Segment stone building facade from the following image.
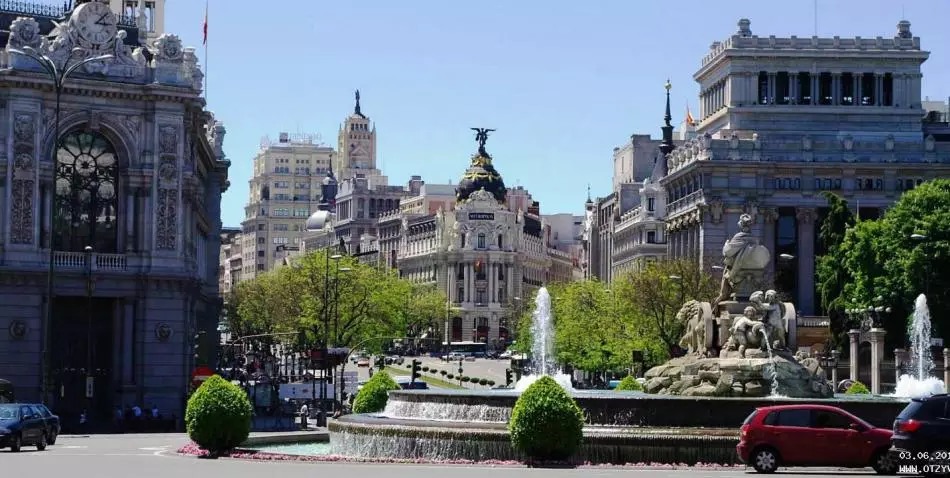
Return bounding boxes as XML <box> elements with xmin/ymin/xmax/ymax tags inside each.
<box><xmin>380</xmin><ymin>140</ymin><xmax>574</xmax><ymax>346</ymax></box>
<box><xmin>661</xmin><ymin>18</ymin><xmax>950</xmax><ymax>315</ymax></box>
<box><xmin>0</xmin><ymin>2</ymin><xmax>228</xmax><ymax>423</ymax></box>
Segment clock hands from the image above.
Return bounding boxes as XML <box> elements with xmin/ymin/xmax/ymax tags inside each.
<box><xmin>95</xmin><ymin>12</ymin><xmax>112</xmax><ymax>26</ymax></box>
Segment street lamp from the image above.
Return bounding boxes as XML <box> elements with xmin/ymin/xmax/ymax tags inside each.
<box><xmin>818</xmin><ymin>345</ymin><xmax>840</xmax><ymax>385</ymax></box>
<box><xmin>9</xmin><ymin>46</ymin><xmax>114</xmax><ymax>405</ymax></box>
<box><xmin>305</xmin><ymin>209</ymin><xmax>337</xmax><ymax>424</ymax></box>
<box><xmin>83</xmin><ymin>246</ymin><xmax>94</xmax><ymax>408</ymax></box>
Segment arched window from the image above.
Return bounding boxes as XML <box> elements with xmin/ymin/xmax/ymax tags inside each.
<box><xmin>54</xmin><ymin>130</ymin><xmax>119</xmax><ymax>253</ymax></box>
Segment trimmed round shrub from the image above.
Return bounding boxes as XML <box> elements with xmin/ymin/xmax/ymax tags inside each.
<box><xmin>440</xmin><ymin>370</ymin><xmax>447</xmax><ymax>376</ymax></box>
<box><xmin>478</xmin><ymin>378</ymin><xmax>488</xmax><ymax>386</ymax></box>
<box><xmin>446</xmin><ymin>373</ymin><xmax>455</xmax><ymax>380</ymax></box>
<box><xmin>352</xmin><ymin>371</ymin><xmax>400</xmax><ymax>413</ymax></box>
<box><xmin>615</xmin><ymin>375</ymin><xmax>643</xmax><ymax>392</ymax></box>
<box><xmin>429</xmin><ymin>369</ymin><xmax>438</xmax><ymax>374</ymax></box>
<box><xmin>422</xmin><ymin>366</ymin><xmax>430</xmax><ymax>372</ymax></box>
<box><xmin>405</xmin><ymin>364</ymin><xmax>412</xmax><ymax>369</ymax></box>
<box><xmin>845</xmin><ymin>380</ymin><xmax>870</xmax><ymax>395</ymax></box>
<box><xmin>487</xmin><ymin>380</ymin><xmax>496</xmax><ymax>387</ymax></box>
<box><xmin>461</xmin><ymin>376</ymin><xmax>471</xmax><ymax>383</ymax></box>
<box><xmin>509</xmin><ymin>375</ymin><xmax>584</xmax><ymax>461</ymax></box>
<box><xmin>185</xmin><ymin>375</ymin><xmax>253</xmax><ymax>454</ymax></box>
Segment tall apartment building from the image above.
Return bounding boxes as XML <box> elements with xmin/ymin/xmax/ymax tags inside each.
<box><xmin>219</xmin><ymin>227</ymin><xmax>243</xmax><ymax>296</ymax></box>
<box><xmin>240</xmin><ymin>133</ymin><xmax>335</xmax><ymax>279</ymax></box>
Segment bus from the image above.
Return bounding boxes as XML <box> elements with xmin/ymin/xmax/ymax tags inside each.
<box><xmin>443</xmin><ymin>341</ymin><xmax>488</xmax><ymax>358</ymax></box>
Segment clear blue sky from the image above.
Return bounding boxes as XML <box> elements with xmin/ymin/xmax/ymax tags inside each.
<box><xmin>164</xmin><ymin>0</ymin><xmax>950</xmax><ymax>228</ymax></box>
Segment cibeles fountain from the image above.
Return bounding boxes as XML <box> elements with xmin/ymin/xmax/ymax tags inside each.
<box><xmin>644</xmin><ymin>213</ymin><xmax>833</xmax><ymax>398</ymax></box>
<box><xmin>325</xmin><ymin>212</ymin><xmax>909</xmax><ymax>465</ymax></box>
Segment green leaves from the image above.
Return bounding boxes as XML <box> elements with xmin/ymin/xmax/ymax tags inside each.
<box><xmin>509</xmin><ymin>375</ymin><xmax>584</xmax><ymax>461</ymax></box>
<box><xmin>185</xmin><ymin>375</ymin><xmax>253</xmax><ymax>453</ymax></box>
<box><xmin>821</xmin><ymin>180</ymin><xmax>950</xmax><ymax>343</ymax></box>
<box><xmin>351</xmin><ymin>371</ymin><xmax>400</xmax><ymax>413</ymax></box>
<box><xmin>615</xmin><ymin>375</ymin><xmax>643</xmax><ymax>392</ymax></box>
<box><xmin>228</xmin><ymin>250</ymin><xmax>448</xmax><ymax>350</ymax></box>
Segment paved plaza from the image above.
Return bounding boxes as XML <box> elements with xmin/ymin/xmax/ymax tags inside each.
<box><xmin>1</xmin><ymin>433</ymin><xmax>887</xmax><ymax>477</ymax></box>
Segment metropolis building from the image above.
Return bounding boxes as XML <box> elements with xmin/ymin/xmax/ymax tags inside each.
<box><xmin>378</xmin><ymin>136</ymin><xmax>574</xmax><ymax>346</ymax></box>
<box><xmin>0</xmin><ymin>1</ymin><xmax>228</xmax><ymax>422</ymax></box>
<box><xmin>587</xmin><ymin>19</ymin><xmax>950</xmax><ymax>318</ymax></box>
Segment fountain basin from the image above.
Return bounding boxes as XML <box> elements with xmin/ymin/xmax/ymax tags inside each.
<box><xmin>383</xmin><ymin>389</ymin><xmax>910</xmax><ymax>428</ymax></box>
<box><xmin>328</xmin><ymin>414</ymin><xmax>740</xmax><ymax>464</ymax></box>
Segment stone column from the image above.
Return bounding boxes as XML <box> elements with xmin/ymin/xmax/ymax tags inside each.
<box><xmin>894</xmin><ymin>348</ymin><xmax>907</xmax><ymax>378</ymax></box>
<box><xmin>463</xmin><ymin>262</ymin><xmax>470</xmax><ymax>303</ymax></box>
<box><xmin>853</xmin><ymin>74</ymin><xmax>861</xmax><ymax>106</ymax></box>
<box><xmin>848</xmin><ymin>329</ymin><xmax>861</xmax><ymax>381</ymax></box>
<box><xmin>762</xmin><ymin>208</ymin><xmax>778</xmax><ymax>278</ymax></box>
<box><xmin>810</xmin><ymin>73</ymin><xmax>818</xmax><ymax>105</ymax></box>
<box><xmin>831</xmin><ymin>349</ymin><xmax>840</xmax><ymax>386</ymax></box>
<box><xmin>869</xmin><ymin>328</ymin><xmax>886</xmax><ymax>394</ymax></box>
<box><xmin>875</xmin><ymin>73</ymin><xmax>883</xmax><ymax>106</ymax></box>
<box><xmin>832</xmin><ymin>73</ymin><xmax>841</xmax><ymax>105</ymax></box>
<box><xmin>795</xmin><ymin>208</ymin><xmax>817</xmax><ymax>314</ymax></box>
<box><xmin>944</xmin><ymin>348</ymin><xmax>949</xmax><ymax>393</ymax></box>
<box><xmin>768</xmin><ymin>72</ymin><xmax>776</xmax><ymax>104</ymax></box>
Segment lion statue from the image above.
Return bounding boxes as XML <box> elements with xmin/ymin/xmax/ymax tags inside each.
<box><xmin>677</xmin><ymin>300</ymin><xmax>707</xmax><ymax>355</ymax></box>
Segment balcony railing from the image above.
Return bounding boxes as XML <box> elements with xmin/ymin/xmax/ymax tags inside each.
<box><xmin>52</xmin><ymin>251</ymin><xmax>128</xmax><ymax>271</ymax></box>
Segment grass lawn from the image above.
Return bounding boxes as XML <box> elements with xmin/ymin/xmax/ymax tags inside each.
<box><xmin>384</xmin><ymin>366</ymin><xmax>466</xmax><ymax>390</ymax></box>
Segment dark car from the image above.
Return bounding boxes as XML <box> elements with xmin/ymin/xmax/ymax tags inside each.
<box><xmin>737</xmin><ymin>404</ymin><xmax>896</xmax><ymax>474</ymax></box>
<box><xmin>0</xmin><ymin>404</ymin><xmax>51</xmax><ymax>452</ymax></box>
<box><xmin>890</xmin><ymin>394</ymin><xmax>950</xmax><ymax>470</ymax></box>
<box><xmin>29</xmin><ymin>404</ymin><xmax>60</xmax><ymax>445</ymax></box>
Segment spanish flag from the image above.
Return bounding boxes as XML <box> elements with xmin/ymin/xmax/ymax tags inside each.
<box><xmin>202</xmin><ymin>1</ymin><xmax>208</xmax><ymax>45</ymax></box>
<box><xmin>685</xmin><ymin>104</ymin><xmax>695</xmax><ymax>126</ymax></box>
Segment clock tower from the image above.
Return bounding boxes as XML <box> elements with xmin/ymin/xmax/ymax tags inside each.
<box><xmin>336</xmin><ymin>90</ymin><xmax>384</xmax><ymax>182</ymax></box>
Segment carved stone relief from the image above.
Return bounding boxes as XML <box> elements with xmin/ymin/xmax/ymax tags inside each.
<box><xmin>156</xmin><ymin>188</ymin><xmax>178</xmax><ymax>250</ymax></box>
<box><xmin>156</xmin><ymin>123</ymin><xmax>179</xmax><ymax>251</ymax></box>
<box><xmin>7</xmin><ymin>16</ymin><xmax>42</xmax><ymax>50</ymax></box>
<box><xmin>10</xmin><ymin>112</ymin><xmax>35</xmax><ymax>245</ymax></box>
<box><xmin>159</xmin><ymin>125</ymin><xmax>178</xmax><ymax>155</ymax></box>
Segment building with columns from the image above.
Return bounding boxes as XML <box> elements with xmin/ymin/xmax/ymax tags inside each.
<box><xmin>661</xmin><ymin>18</ymin><xmax>950</xmax><ymax>315</ymax></box>
<box><xmin>377</xmin><ymin>137</ymin><xmax>573</xmax><ymax>346</ymax></box>
<box><xmin>0</xmin><ymin>1</ymin><xmax>227</xmax><ymax>423</ymax></box>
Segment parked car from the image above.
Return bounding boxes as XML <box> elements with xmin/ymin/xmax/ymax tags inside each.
<box><xmin>29</xmin><ymin>404</ymin><xmax>59</xmax><ymax>445</ymax></box>
<box><xmin>0</xmin><ymin>404</ymin><xmax>53</xmax><ymax>452</ymax></box>
<box><xmin>356</xmin><ymin>357</ymin><xmax>370</xmax><ymax>367</ymax></box>
<box><xmin>737</xmin><ymin>404</ymin><xmax>896</xmax><ymax>474</ymax></box>
<box><xmin>890</xmin><ymin>393</ymin><xmax>950</xmax><ymax>470</ymax></box>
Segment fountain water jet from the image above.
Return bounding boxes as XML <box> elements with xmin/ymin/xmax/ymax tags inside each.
<box><xmin>894</xmin><ymin>294</ymin><xmax>945</xmax><ymax>398</ymax></box>
<box><xmin>514</xmin><ymin>287</ymin><xmax>574</xmax><ymax>392</ymax></box>
<box><xmin>758</xmin><ymin>329</ymin><xmax>784</xmax><ymax>397</ymax></box>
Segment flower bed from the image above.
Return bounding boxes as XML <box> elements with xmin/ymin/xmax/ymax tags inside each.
<box><xmin>176</xmin><ymin>442</ymin><xmax>745</xmax><ymax>469</ymax></box>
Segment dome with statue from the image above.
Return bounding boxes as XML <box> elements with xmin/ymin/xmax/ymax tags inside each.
<box><xmin>456</xmin><ymin>128</ymin><xmax>507</xmax><ymax>204</ymax></box>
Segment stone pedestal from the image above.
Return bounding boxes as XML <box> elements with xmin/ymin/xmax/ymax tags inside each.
<box><xmin>831</xmin><ymin>350</ymin><xmax>840</xmax><ymax>386</ymax></box>
<box><xmin>869</xmin><ymin>329</ymin><xmax>886</xmax><ymax>395</ymax></box>
<box><xmin>945</xmin><ymin>348</ymin><xmax>949</xmax><ymax>393</ymax></box>
<box><xmin>848</xmin><ymin>329</ymin><xmax>861</xmax><ymax>382</ymax></box>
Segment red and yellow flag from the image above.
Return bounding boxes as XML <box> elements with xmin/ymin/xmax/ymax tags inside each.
<box><xmin>202</xmin><ymin>1</ymin><xmax>208</xmax><ymax>45</ymax></box>
<box><xmin>685</xmin><ymin>105</ymin><xmax>695</xmax><ymax>126</ymax></box>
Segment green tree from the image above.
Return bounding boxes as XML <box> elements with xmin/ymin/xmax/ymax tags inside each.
<box><xmin>549</xmin><ymin>281</ymin><xmax>628</xmax><ymax>372</ymax></box>
<box><xmin>816</xmin><ymin>192</ymin><xmax>856</xmax><ymax>341</ymax></box>
<box><xmin>837</xmin><ymin>180</ymin><xmax>950</xmax><ymax>343</ymax></box>
<box><xmin>618</xmin><ymin>259</ymin><xmax>718</xmax><ymax>358</ymax></box>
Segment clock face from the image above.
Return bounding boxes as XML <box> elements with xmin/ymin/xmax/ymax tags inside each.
<box><xmin>74</xmin><ymin>2</ymin><xmax>118</xmax><ymax>46</ymax></box>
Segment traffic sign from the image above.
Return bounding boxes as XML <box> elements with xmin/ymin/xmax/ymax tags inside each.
<box><xmin>191</xmin><ymin>365</ymin><xmax>215</xmax><ymax>388</ymax></box>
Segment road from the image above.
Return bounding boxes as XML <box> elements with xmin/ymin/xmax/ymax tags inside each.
<box><xmin>2</xmin><ymin>433</ymin><xmax>892</xmax><ymax>478</ymax></box>
<box><xmin>355</xmin><ymin>357</ymin><xmax>510</xmax><ymax>389</ymax></box>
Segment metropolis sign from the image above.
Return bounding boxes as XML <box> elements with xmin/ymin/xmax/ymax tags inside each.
<box><xmin>468</xmin><ymin>213</ymin><xmax>494</xmax><ymax>221</ymax></box>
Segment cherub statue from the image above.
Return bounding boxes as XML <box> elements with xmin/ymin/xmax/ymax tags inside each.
<box><xmin>729</xmin><ymin>306</ymin><xmax>766</xmax><ymax>357</ymax></box>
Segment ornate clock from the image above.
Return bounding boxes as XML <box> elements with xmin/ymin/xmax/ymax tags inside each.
<box><xmin>72</xmin><ymin>1</ymin><xmax>118</xmax><ymax>47</ymax></box>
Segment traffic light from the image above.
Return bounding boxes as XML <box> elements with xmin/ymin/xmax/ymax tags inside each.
<box><xmin>410</xmin><ymin>359</ymin><xmax>421</xmax><ymax>383</ymax></box>
<box><xmin>505</xmin><ymin>368</ymin><xmax>513</xmax><ymax>387</ymax></box>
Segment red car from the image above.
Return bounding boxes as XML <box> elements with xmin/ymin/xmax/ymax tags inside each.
<box><xmin>737</xmin><ymin>404</ymin><xmax>897</xmax><ymax>474</ymax></box>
